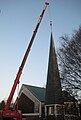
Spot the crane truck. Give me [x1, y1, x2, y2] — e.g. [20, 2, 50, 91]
[0, 2, 49, 120]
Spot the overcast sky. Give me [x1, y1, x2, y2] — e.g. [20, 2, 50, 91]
[0, 0, 81, 101]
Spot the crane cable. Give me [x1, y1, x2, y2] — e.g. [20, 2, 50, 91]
[48, 0, 53, 32]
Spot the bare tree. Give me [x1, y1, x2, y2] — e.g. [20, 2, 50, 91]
[58, 26, 81, 98]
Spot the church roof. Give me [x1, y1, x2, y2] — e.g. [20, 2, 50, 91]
[21, 84, 77, 103]
[62, 91, 77, 102]
[23, 84, 45, 102]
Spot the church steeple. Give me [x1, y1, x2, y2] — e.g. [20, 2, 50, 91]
[45, 32, 63, 105]
[45, 32, 64, 119]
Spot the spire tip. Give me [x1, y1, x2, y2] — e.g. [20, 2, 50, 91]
[50, 21, 52, 32]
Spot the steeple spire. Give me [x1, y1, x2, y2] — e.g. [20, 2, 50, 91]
[45, 32, 64, 119]
[45, 32, 63, 105]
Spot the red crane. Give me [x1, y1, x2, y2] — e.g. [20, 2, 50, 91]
[0, 2, 49, 120]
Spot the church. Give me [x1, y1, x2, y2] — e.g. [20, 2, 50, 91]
[17, 32, 80, 120]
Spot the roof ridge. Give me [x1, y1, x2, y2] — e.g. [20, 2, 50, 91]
[23, 84, 45, 89]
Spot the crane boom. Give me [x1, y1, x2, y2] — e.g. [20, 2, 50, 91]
[4, 2, 49, 111]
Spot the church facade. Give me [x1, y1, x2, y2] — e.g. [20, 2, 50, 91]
[18, 84, 80, 120]
[17, 33, 80, 120]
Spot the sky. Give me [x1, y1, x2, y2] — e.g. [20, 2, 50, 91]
[0, 0, 81, 102]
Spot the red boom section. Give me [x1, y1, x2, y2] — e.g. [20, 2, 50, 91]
[4, 2, 49, 111]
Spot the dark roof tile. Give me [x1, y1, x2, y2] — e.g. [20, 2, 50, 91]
[23, 84, 45, 102]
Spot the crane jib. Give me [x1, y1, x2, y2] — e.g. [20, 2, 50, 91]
[4, 2, 49, 111]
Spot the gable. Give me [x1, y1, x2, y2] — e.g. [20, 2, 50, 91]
[22, 84, 45, 102]
[18, 93, 34, 113]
